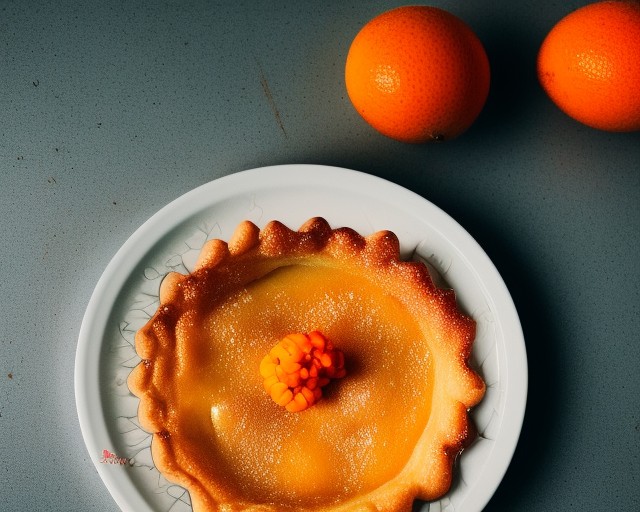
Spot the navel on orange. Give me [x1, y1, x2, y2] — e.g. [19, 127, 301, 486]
[537, 0, 640, 132]
[345, 6, 490, 143]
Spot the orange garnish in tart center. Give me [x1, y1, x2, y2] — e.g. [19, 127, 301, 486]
[260, 331, 346, 412]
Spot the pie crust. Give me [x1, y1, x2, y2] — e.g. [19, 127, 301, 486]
[128, 217, 485, 511]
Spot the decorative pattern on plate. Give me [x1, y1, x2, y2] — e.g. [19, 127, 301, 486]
[100, 223, 220, 512]
[101, 217, 499, 512]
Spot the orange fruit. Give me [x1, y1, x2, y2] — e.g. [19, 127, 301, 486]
[537, 0, 640, 132]
[344, 6, 490, 143]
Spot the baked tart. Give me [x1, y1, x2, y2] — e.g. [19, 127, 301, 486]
[128, 217, 485, 511]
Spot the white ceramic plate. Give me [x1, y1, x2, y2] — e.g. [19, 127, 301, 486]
[75, 164, 527, 512]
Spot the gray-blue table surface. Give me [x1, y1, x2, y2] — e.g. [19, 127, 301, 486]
[1, 1, 638, 511]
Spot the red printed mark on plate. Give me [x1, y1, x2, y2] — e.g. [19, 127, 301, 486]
[100, 449, 132, 466]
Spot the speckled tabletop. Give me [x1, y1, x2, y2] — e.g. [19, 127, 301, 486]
[1, 1, 639, 511]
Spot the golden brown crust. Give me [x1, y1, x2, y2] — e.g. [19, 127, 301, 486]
[128, 217, 485, 511]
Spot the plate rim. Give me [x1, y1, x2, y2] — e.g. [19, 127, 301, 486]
[75, 163, 527, 512]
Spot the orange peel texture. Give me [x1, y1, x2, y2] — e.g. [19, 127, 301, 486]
[128, 217, 485, 512]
